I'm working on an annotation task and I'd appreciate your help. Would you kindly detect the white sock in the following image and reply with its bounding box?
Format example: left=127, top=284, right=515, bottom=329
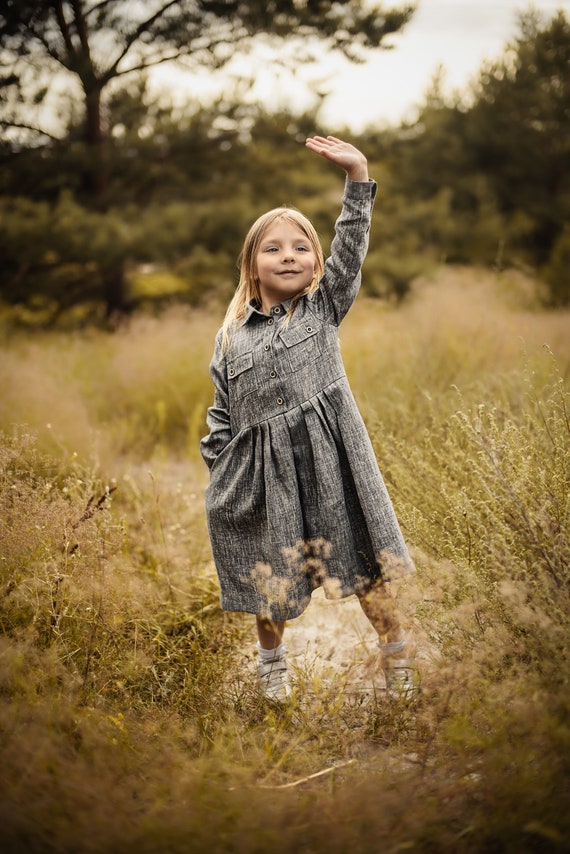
left=257, top=642, right=285, bottom=661
left=380, top=634, right=407, bottom=657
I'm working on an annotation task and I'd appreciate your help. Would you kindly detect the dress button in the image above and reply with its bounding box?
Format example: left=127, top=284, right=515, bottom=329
left=264, top=344, right=269, bottom=351
left=273, top=306, right=281, bottom=314
left=228, top=368, right=235, bottom=377
left=270, top=371, right=276, bottom=378
left=306, top=326, right=313, bottom=333
left=277, top=397, right=284, bottom=405
left=267, top=318, right=274, bottom=325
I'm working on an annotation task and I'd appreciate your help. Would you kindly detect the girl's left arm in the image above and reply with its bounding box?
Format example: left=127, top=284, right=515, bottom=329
left=315, top=178, right=377, bottom=326
left=305, top=136, right=377, bottom=326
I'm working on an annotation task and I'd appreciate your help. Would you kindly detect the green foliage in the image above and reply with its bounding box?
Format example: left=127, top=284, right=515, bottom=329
left=0, top=193, right=134, bottom=320
left=0, top=107, right=340, bottom=322
left=1, top=7, right=570, bottom=318
left=0, top=0, right=413, bottom=202
left=362, top=8, right=570, bottom=303
left=469, top=8, right=570, bottom=286
left=468, top=10, right=570, bottom=263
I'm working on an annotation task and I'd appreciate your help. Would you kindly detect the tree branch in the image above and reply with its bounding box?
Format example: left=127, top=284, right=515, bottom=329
left=29, top=28, right=67, bottom=69
left=0, top=120, right=62, bottom=142
left=83, top=0, right=116, bottom=21
left=111, top=52, right=187, bottom=78
left=258, top=760, right=357, bottom=790
left=52, top=0, right=78, bottom=63
left=104, top=0, right=182, bottom=80
left=109, top=25, right=257, bottom=81
left=70, top=0, right=92, bottom=57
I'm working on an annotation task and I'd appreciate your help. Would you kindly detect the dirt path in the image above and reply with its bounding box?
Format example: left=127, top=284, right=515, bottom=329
left=247, top=581, right=436, bottom=695
left=283, top=588, right=386, bottom=692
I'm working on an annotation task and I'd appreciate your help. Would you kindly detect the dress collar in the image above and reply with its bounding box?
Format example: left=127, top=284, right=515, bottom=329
left=243, top=299, right=292, bottom=324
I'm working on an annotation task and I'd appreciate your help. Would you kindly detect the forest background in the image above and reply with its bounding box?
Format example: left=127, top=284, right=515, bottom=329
left=1, top=3, right=569, bottom=320
left=0, top=2, right=569, bottom=853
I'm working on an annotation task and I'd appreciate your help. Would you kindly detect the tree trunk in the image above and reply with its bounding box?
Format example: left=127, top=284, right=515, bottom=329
left=103, top=264, right=129, bottom=323
left=83, top=86, right=107, bottom=202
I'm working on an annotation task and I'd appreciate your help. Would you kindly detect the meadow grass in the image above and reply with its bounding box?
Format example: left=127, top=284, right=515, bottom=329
left=0, top=266, right=568, bottom=852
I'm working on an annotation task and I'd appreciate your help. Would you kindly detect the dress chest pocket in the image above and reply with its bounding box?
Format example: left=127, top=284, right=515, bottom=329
left=279, top=321, right=322, bottom=372
left=227, top=351, right=258, bottom=401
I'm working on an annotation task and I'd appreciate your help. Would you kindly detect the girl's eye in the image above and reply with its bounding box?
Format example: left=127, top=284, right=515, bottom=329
left=262, top=245, right=310, bottom=252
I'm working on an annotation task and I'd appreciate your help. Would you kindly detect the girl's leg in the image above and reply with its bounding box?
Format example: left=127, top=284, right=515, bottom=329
left=255, top=617, right=291, bottom=702
left=256, top=617, right=286, bottom=649
left=357, top=580, right=405, bottom=643
left=357, top=580, right=417, bottom=698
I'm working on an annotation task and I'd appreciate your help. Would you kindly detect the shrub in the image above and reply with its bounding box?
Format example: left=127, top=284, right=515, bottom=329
left=383, top=354, right=569, bottom=629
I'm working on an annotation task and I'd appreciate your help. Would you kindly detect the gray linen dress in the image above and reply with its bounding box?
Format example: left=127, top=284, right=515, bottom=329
left=200, top=178, right=415, bottom=621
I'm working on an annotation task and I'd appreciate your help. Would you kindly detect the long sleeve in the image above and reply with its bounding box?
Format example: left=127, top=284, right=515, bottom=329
left=312, top=178, right=377, bottom=326
left=200, top=329, right=231, bottom=469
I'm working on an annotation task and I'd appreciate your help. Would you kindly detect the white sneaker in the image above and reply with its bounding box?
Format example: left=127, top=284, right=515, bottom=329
left=384, top=657, right=418, bottom=701
left=257, top=649, right=291, bottom=703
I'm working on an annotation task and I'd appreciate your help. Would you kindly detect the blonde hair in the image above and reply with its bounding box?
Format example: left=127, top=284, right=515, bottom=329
left=221, top=207, right=325, bottom=353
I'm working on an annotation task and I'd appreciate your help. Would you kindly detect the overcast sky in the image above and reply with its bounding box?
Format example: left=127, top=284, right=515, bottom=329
left=317, top=0, right=570, bottom=128
left=150, top=0, right=570, bottom=131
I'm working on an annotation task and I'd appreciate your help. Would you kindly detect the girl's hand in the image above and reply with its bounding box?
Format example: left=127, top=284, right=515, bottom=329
left=305, top=135, right=369, bottom=182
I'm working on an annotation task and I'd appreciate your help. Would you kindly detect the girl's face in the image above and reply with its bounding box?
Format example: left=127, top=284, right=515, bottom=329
left=255, top=220, right=317, bottom=314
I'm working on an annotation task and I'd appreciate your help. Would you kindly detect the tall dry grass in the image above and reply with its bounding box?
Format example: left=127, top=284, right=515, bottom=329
left=0, top=306, right=219, bottom=465
left=0, top=266, right=569, bottom=852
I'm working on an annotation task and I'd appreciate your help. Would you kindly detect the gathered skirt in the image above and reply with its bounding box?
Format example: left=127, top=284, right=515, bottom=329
left=205, top=377, right=414, bottom=621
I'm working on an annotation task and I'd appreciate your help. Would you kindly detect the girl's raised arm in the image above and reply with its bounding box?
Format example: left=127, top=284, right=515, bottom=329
left=305, top=135, right=369, bottom=182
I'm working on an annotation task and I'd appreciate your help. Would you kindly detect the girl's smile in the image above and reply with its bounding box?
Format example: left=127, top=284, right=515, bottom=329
left=256, top=221, right=317, bottom=313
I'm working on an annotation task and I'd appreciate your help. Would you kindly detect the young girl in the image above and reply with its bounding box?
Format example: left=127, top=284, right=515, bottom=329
left=200, top=136, right=416, bottom=702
